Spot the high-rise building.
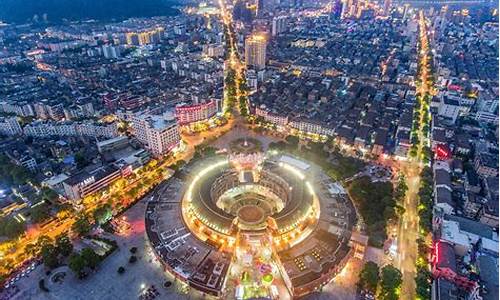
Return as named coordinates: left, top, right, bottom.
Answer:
left=402, top=3, right=410, bottom=20
left=272, top=16, right=287, bottom=36
left=47, top=103, right=65, bottom=120
left=203, top=44, right=225, bottom=57
left=257, top=0, right=276, bottom=16
left=125, top=28, right=163, bottom=46
left=383, top=0, right=392, bottom=16
left=102, top=45, right=121, bottom=59
left=131, top=113, right=181, bottom=157
left=341, top=0, right=358, bottom=19
left=341, top=0, right=349, bottom=19
left=332, top=0, right=343, bottom=19
left=0, top=117, right=22, bottom=136
left=245, top=33, right=267, bottom=69
left=438, top=5, right=448, bottom=35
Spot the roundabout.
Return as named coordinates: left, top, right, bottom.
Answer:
left=145, top=151, right=357, bottom=299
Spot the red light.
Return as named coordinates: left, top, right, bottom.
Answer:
left=448, top=84, right=462, bottom=91
left=435, top=241, right=439, bottom=264
left=435, top=144, right=451, bottom=160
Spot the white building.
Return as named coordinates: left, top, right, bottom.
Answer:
left=0, top=101, right=35, bottom=117
left=437, top=97, right=461, bottom=123
left=474, top=111, right=498, bottom=125
left=63, top=165, right=122, bottom=201
left=289, top=119, right=335, bottom=136
left=246, top=69, right=258, bottom=93
left=131, top=113, right=181, bottom=157
left=23, top=121, right=118, bottom=138
left=102, top=45, right=121, bottom=59
left=203, top=44, right=224, bottom=58
left=34, top=102, right=64, bottom=120
left=175, top=100, right=218, bottom=125
left=272, top=16, right=287, bottom=36
left=439, top=215, right=499, bottom=257
left=0, top=117, right=23, bottom=136
left=18, top=156, right=37, bottom=172
left=255, top=106, right=288, bottom=127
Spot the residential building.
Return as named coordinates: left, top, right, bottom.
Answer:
left=131, top=113, right=181, bottom=157
left=63, top=165, right=122, bottom=201
left=0, top=117, right=23, bottom=136
left=272, top=16, right=287, bottom=36
left=175, top=100, right=218, bottom=125
left=245, top=33, right=267, bottom=69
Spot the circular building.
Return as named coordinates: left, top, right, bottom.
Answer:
left=146, top=152, right=356, bottom=299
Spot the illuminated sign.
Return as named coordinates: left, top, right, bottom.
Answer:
left=435, top=144, right=451, bottom=160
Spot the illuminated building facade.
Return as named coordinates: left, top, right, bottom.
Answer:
left=125, top=27, right=164, bottom=45
left=63, top=165, right=122, bottom=201
left=383, top=0, right=391, bottom=16
left=131, top=113, right=181, bottom=157
left=245, top=33, right=267, bottom=69
left=146, top=153, right=356, bottom=299
left=175, top=99, right=218, bottom=125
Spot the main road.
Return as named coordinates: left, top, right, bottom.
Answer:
left=395, top=10, right=434, bottom=300
left=217, top=0, right=246, bottom=115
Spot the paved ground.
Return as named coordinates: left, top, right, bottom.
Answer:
left=364, top=246, right=390, bottom=266
left=211, top=122, right=281, bottom=151
left=11, top=196, right=190, bottom=300
left=304, top=257, right=363, bottom=300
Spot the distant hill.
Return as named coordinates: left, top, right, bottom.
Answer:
left=0, top=0, right=180, bottom=24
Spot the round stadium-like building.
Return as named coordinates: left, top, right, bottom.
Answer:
left=145, top=152, right=357, bottom=299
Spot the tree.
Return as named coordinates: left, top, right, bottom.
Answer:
left=117, top=266, right=125, bottom=274
left=10, top=166, right=31, bottom=184
left=30, top=203, right=51, bottom=224
left=171, top=160, right=186, bottom=172
left=0, top=217, right=26, bottom=239
left=358, top=261, right=380, bottom=293
left=36, top=235, right=53, bottom=248
left=409, top=146, right=418, bottom=158
left=81, top=248, right=100, bottom=270
left=68, top=253, right=86, bottom=277
left=379, top=265, right=402, bottom=300
left=92, top=204, right=112, bottom=225
left=348, top=177, right=394, bottom=246
left=395, top=175, right=408, bottom=202
left=72, top=214, right=92, bottom=236
left=415, top=268, right=432, bottom=299
left=41, top=187, right=59, bottom=202
left=285, top=135, right=299, bottom=147
left=25, top=243, right=39, bottom=257
left=55, top=233, right=73, bottom=257
left=41, top=243, right=59, bottom=269
left=129, top=255, right=137, bottom=263
left=74, top=151, right=88, bottom=169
